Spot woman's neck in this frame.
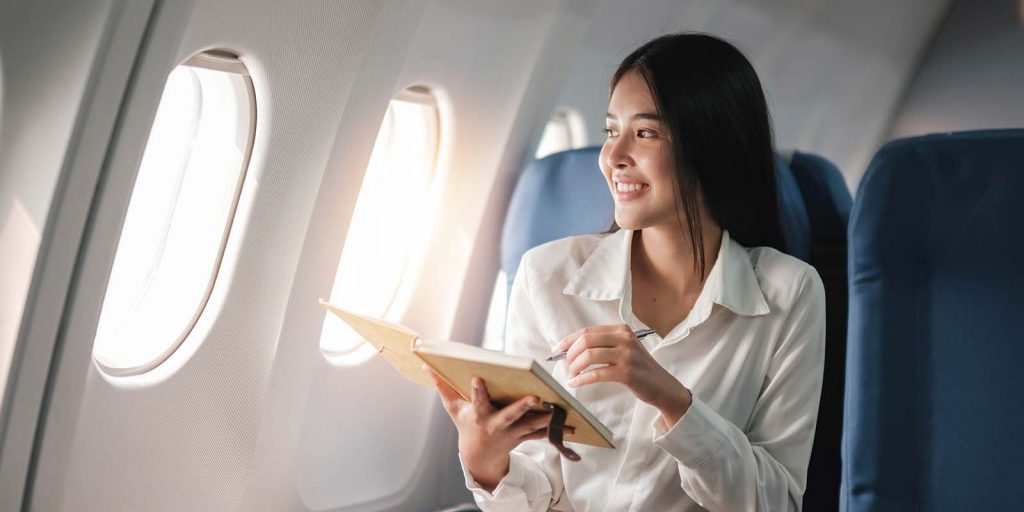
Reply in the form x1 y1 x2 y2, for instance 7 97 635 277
631 221 723 295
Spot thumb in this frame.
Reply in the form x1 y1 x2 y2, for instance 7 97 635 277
424 364 464 414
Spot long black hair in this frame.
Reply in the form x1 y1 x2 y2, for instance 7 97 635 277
608 33 785 280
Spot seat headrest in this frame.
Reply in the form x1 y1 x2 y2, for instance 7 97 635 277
851 129 1024 264
790 151 852 241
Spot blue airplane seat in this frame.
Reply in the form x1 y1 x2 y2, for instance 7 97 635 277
500 147 613 294
774 154 812 263
500 147 812 296
789 150 853 512
842 129 1024 511
790 151 852 242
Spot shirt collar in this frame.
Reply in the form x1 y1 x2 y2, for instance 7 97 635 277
563 228 769 317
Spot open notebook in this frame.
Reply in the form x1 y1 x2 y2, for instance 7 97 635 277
319 299 614 450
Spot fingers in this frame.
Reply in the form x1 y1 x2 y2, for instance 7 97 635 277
492 394 540 429
424 364 463 416
509 410 553 437
567 366 617 388
566 347 619 378
519 428 549 442
517 424 577 442
550 324 627 356
470 377 494 417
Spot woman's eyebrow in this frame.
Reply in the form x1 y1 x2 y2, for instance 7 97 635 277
605 112 661 121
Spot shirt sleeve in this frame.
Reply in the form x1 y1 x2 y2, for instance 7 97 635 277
459 253 569 511
650 267 826 511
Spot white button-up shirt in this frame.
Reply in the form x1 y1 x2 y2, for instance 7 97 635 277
461 229 826 511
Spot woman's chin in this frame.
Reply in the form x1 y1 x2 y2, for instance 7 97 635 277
613 215 649 231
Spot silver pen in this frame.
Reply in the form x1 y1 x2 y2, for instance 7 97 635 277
545 328 657 361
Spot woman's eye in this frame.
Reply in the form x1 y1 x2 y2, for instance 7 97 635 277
637 129 657 138
602 128 618 138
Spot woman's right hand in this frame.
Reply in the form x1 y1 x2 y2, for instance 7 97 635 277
424 365 567 492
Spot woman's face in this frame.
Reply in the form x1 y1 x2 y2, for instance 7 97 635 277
600 69 679 231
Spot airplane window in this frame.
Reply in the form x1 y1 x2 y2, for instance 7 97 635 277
481 271 507 351
535 108 586 159
92 51 255 376
320 87 441 362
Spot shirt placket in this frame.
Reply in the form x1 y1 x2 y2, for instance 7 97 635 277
600 285 659 511
600 393 651 512
619 278 657 352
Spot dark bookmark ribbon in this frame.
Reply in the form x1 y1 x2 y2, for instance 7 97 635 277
542 402 580 461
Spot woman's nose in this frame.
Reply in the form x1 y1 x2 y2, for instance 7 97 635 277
605 136 634 169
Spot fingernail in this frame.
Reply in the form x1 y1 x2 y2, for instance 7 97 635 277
528 397 539 406
472 378 482 389
567 377 578 388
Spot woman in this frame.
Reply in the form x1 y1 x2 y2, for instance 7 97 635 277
427 33 825 511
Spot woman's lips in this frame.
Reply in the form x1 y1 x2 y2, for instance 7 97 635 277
614 183 650 201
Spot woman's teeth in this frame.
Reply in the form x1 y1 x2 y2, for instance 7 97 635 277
616 182 648 192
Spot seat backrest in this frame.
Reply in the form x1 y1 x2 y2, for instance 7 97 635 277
789 150 852 512
775 154 812 262
842 129 1024 511
500 147 613 293
500 147 812 293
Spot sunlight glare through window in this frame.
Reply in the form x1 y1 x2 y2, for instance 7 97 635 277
320 89 440 362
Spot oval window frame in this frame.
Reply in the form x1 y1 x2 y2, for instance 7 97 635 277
92 49 257 377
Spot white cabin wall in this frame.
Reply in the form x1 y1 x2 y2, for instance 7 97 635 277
35 1 401 511
890 0 1024 139
547 1 687 151
28 0 598 511
0 0 115 436
551 0 956 191
0 1 158 509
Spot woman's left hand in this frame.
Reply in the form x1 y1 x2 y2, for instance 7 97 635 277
550 324 692 427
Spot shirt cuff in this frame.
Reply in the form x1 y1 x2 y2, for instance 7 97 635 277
651 395 728 468
459 452 528 502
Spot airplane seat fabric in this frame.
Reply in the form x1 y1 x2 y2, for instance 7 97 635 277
789 150 852 512
842 129 1024 511
500 146 614 295
790 151 853 243
774 154 812 263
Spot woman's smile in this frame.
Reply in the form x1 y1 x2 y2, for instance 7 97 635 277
613 179 651 201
